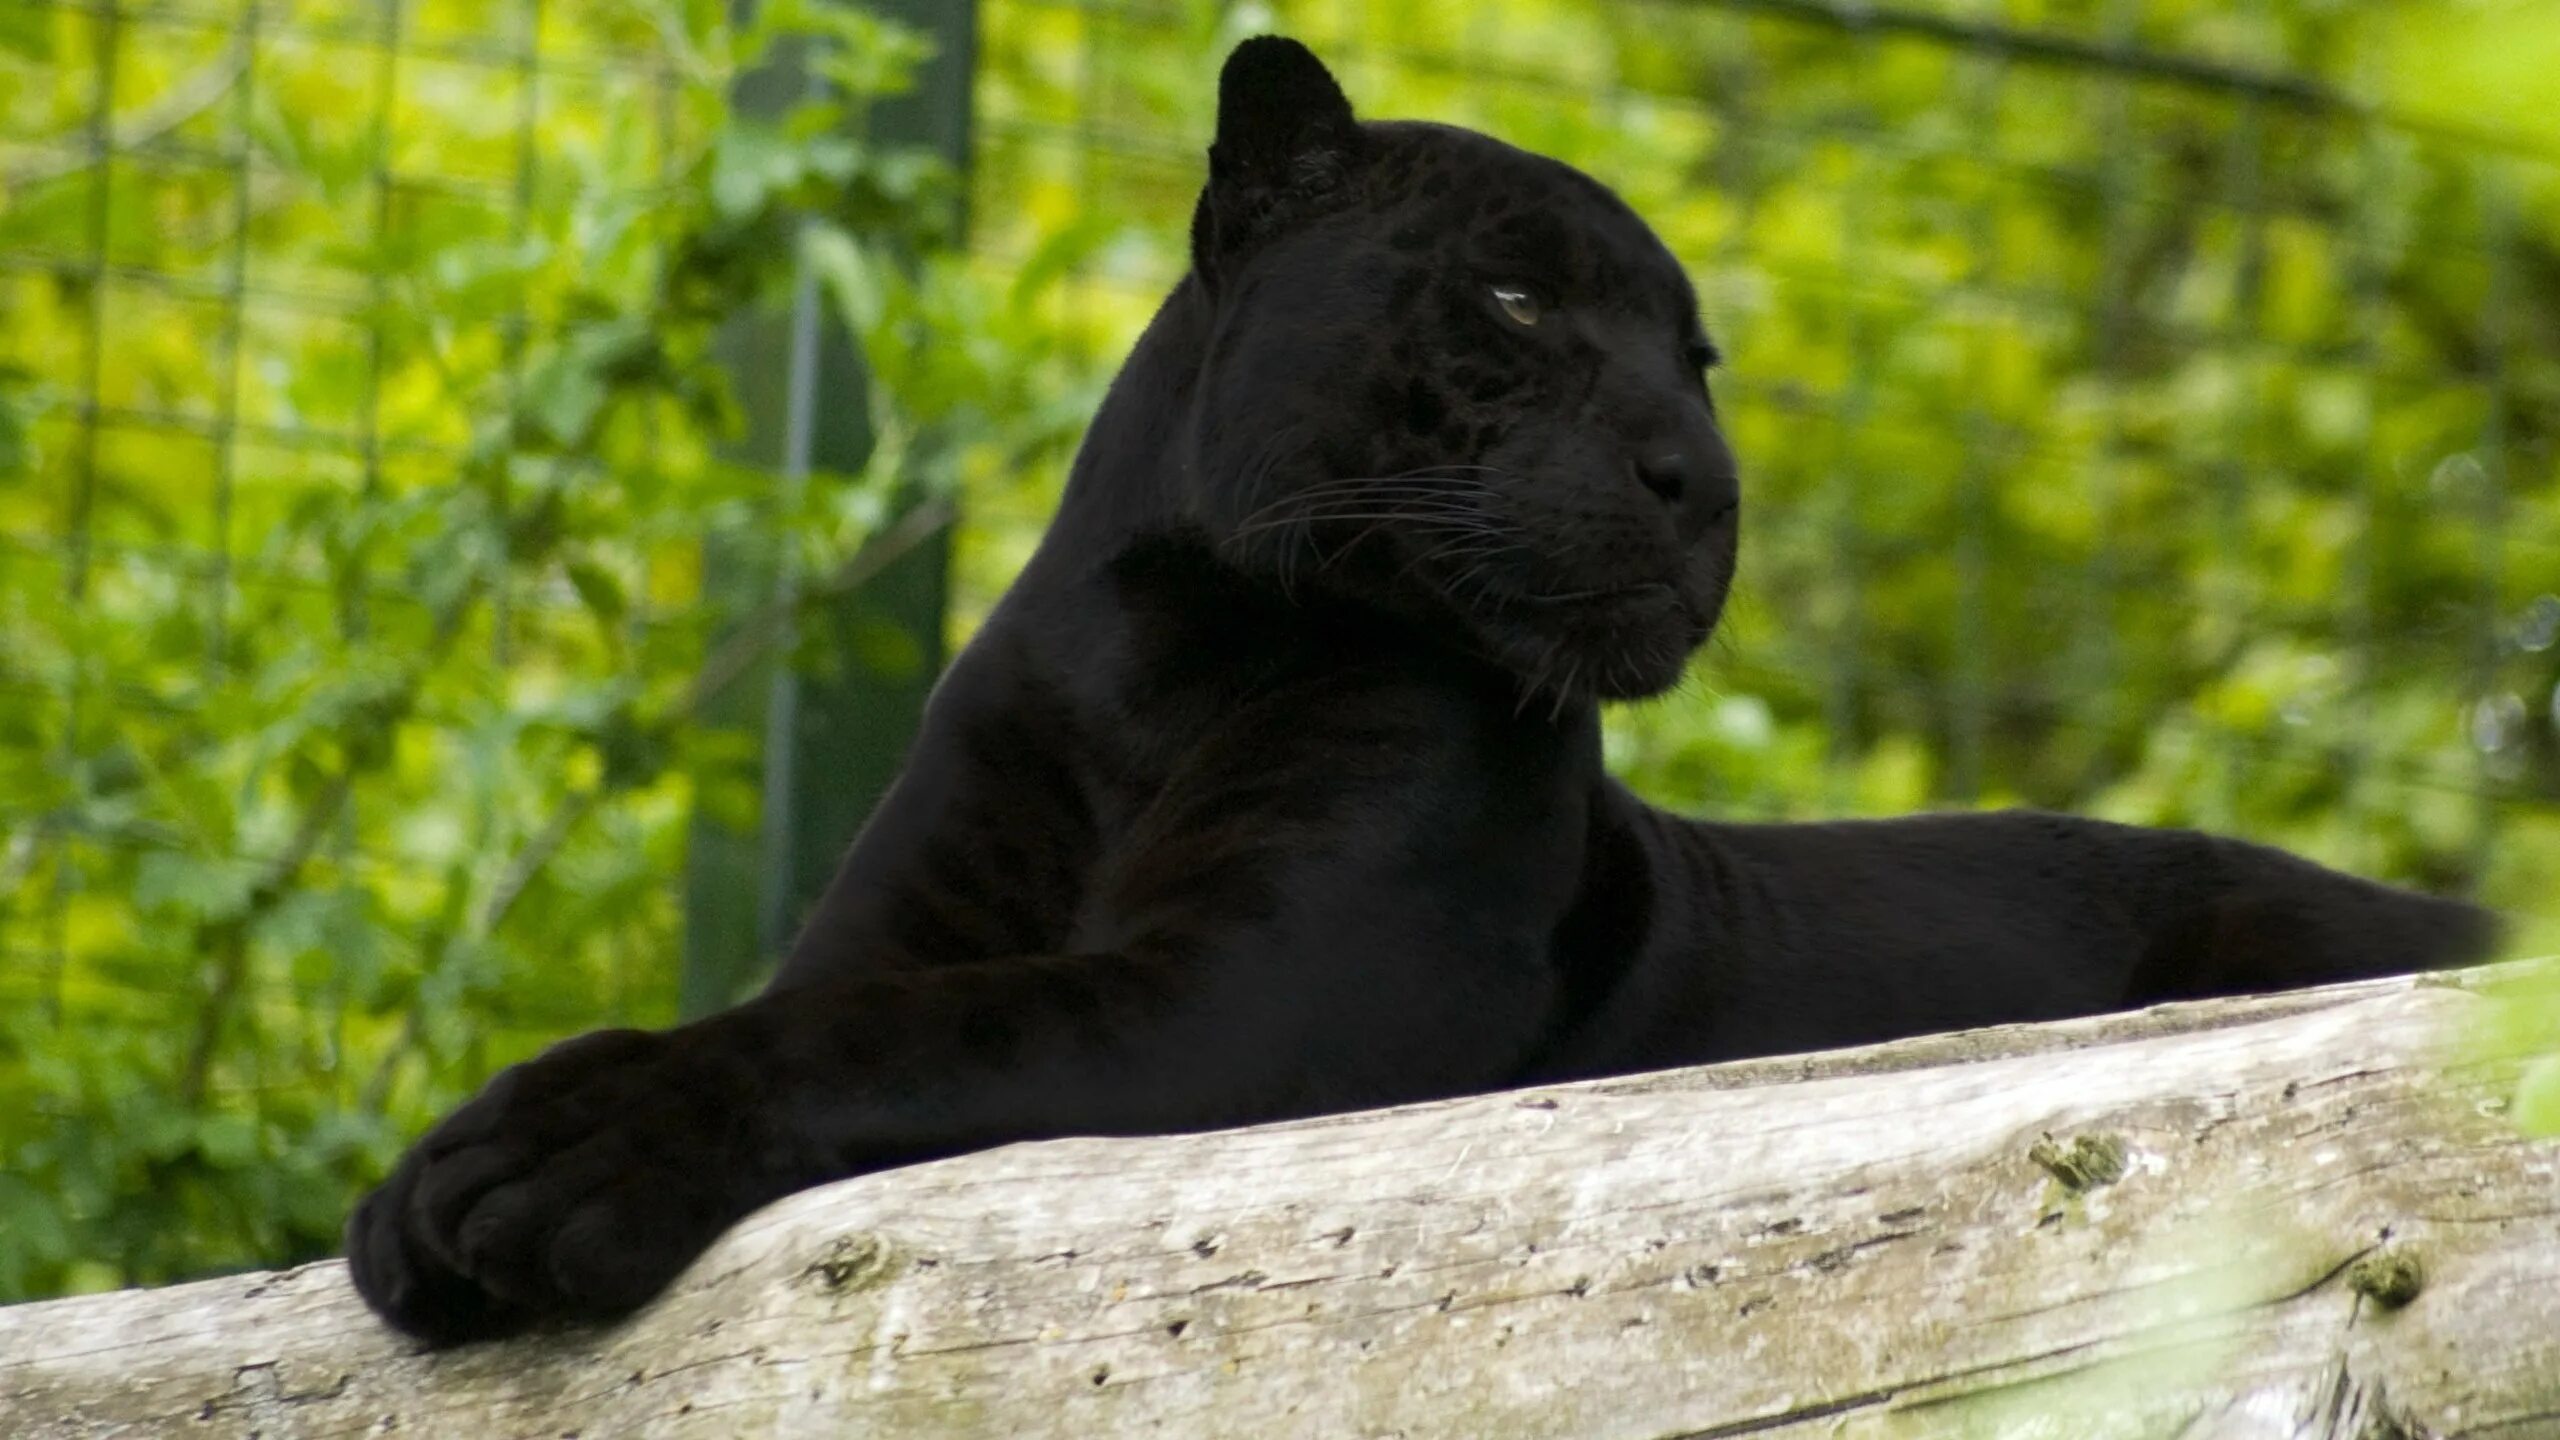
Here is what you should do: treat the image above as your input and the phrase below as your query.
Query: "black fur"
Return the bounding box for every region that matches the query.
[346,38,2498,1343]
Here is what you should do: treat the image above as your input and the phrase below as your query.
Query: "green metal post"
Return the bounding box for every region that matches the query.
[680,0,976,1018]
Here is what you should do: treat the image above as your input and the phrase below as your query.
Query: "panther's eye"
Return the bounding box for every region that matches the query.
[1491,284,1542,328]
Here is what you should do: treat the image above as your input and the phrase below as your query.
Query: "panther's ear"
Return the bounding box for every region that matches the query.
[1190,36,1363,285]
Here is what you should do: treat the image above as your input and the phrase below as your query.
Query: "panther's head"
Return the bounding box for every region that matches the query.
[1186,37,1738,702]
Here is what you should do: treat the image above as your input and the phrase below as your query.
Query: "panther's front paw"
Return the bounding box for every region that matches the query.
[345,1025,787,1344]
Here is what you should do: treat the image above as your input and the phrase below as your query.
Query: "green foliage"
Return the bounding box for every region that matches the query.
[965,0,2560,932]
[961,0,2560,1128]
[2481,956,2560,1138]
[0,0,1051,1300]
[2,0,2556,1306]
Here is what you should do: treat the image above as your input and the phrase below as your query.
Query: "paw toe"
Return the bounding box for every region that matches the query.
[346,1174,527,1346]
[547,1190,698,1317]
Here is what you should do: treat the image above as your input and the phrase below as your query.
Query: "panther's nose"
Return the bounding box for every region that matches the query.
[1633,450,1695,504]
[1631,445,1739,530]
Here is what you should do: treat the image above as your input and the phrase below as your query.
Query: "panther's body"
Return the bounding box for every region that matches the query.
[348,38,2497,1343]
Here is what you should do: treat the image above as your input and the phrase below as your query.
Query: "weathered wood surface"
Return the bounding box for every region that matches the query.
[4,967,2556,1439]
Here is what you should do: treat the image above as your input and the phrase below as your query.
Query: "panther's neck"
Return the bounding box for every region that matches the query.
[1035,276,1214,564]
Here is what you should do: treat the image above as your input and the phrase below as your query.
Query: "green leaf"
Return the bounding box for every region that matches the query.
[0,387,29,476]
[596,707,672,788]
[744,0,931,95]
[808,221,886,334]
[0,1174,71,1297]
[708,127,796,223]
[133,852,261,924]
[566,557,630,630]
[194,1114,261,1170]
[0,4,52,60]
[524,354,609,450]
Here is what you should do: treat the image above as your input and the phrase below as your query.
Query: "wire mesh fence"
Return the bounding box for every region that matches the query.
[0,0,2555,1297]
[3,0,699,1004]
[968,0,2560,930]
[0,0,931,1292]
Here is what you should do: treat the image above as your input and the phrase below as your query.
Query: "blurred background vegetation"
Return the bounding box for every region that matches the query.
[1,0,2556,1302]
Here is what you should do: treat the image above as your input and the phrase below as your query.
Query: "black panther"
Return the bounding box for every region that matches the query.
[347,37,2497,1343]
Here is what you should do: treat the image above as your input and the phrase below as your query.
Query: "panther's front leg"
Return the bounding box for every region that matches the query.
[345,959,1187,1342]
[344,1020,814,1343]
[348,953,1290,1343]
[347,677,1583,1343]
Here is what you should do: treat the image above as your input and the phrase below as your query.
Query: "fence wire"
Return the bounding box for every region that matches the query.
[969,0,2560,927]
[4,0,2558,1039]
[0,0,700,1034]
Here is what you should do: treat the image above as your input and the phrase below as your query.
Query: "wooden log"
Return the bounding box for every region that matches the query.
[4,966,2556,1439]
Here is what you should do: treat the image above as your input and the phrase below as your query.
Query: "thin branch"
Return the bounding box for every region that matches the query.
[682,494,957,718]
[356,496,957,1109]
[178,602,474,1106]
[1696,0,2350,111]
[176,769,351,1107]
[474,493,958,949]
[357,781,600,1112]
[473,790,598,938]
[1685,0,2560,160]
